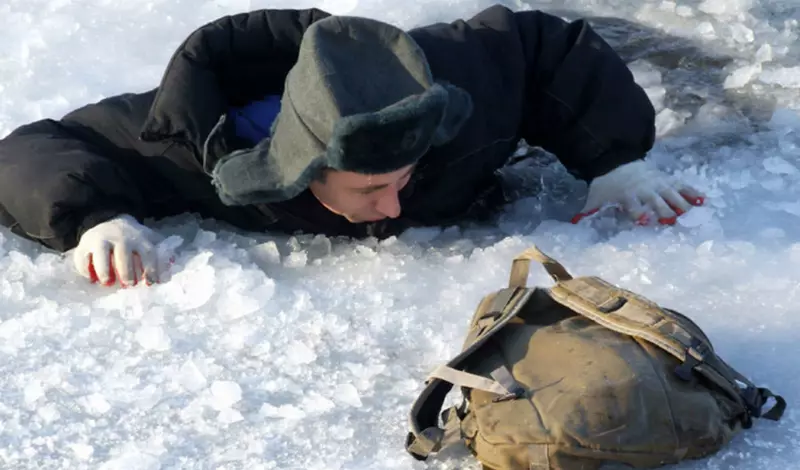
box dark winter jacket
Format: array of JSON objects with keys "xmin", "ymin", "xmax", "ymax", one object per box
[{"xmin": 0, "ymin": 5, "xmax": 655, "ymax": 252}]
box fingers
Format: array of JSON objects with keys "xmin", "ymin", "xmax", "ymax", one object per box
[
  {"xmin": 71, "ymin": 215, "xmax": 176, "ymax": 288},
  {"xmin": 678, "ymin": 186, "xmax": 705, "ymax": 206},
  {"xmin": 77, "ymin": 242, "xmax": 165, "ymax": 288},
  {"xmin": 571, "ymin": 208, "xmax": 599, "ymax": 224},
  {"xmin": 133, "ymin": 254, "xmax": 145, "ymax": 286},
  {"xmin": 571, "ymin": 169, "xmax": 707, "ymax": 226},
  {"xmin": 621, "ymin": 192, "xmax": 650, "ymax": 225},
  {"xmin": 113, "ymin": 245, "xmax": 138, "ymax": 287},
  {"xmin": 659, "ymin": 187, "xmax": 693, "ymax": 216},
  {"xmin": 87, "ymin": 241, "xmax": 115, "ymax": 286},
  {"xmin": 88, "ymin": 255, "xmax": 100, "ymax": 283},
  {"xmin": 635, "ymin": 186, "xmax": 708, "ymax": 226},
  {"xmin": 641, "ymin": 189, "xmax": 679, "ymax": 225}
]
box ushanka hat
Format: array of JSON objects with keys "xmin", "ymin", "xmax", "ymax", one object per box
[{"xmin": 210, "ymin": 14, "xmax": 474, "ymax": 205}]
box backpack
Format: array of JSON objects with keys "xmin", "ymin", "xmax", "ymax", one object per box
[{"xmin": 405, "ymin": 245, "xmax": 786, "ymax": 470}]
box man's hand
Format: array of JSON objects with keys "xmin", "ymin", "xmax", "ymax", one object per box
[
  {"xmin": 572, "ymin": 160, "xmax": 705, "ymax": 225},
  {"xmin": 73, "ymin": 214, "xmax": 171, "ymax": 287}
]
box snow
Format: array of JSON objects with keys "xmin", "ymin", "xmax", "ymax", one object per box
[{"xmin": 0, "ymin": 0, "xmax": 799, "ymax": 468}]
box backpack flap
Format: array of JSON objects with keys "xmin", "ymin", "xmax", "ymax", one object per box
[
  {"xmin": 511, "ymin": 243, "xmax": 785, "ymax": 427},
  {"xmin": 545, "ymin": 268, "xmax": 786, "ymax": 428}
]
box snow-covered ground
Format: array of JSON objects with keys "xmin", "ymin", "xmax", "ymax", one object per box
[{"xmin": 1, "ymin": 0, "xmax": 799, "ymax": 468}]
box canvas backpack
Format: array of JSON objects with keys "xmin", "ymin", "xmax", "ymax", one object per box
[{"xmin": 405, "ymin": 245, "xmax": 786, "ymax": 470}]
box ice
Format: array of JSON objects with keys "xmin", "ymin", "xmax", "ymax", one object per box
[
  {"xmin": 655, "ymin": 108, "xmax": 687, "ymax": 137},
  {"xmin": 69, "ymin": 443, "xmax": 94, "ymax": 460},
  {"xmin": 284, "ymin": 251, "xmax": 308, "ymax": 267},
  {"xmin": 98, "ymin": 444, "xmax": 162, "ymax": 470},
  {"xmin": 676, "ymin": 206, "xmax": 716, "ymax": 227},
  {"xmin": 724, "ymin": 64, "xmax": 762, "ymax": 89},
  {"xmin": 1, "ymin": 0, "xmax": 799, "ymax": 468},
  {"xmin": 768, "ymin": 201, "xmax": 800, "ymax": 217},
  {"xmin": 759, "ymin": 227, "xmax": 785, "ymax": 239},
  {"xmin": 260, "ymin": 402, "xmax": 306, "ymax": 420},
  {"xmin": 285, "ymin": 340, "xmax": 318, "ymax": 365},
  {"xmin": 36, "ymin": 404, "xmax": 60, "ymax": 423},
  {"xmin": 334, "ymin": 383, "xmax": 364, "ymax": 408},
  {"xmin": 217, "ymin": 408, "xmax": 245, "ymax": 424},
  {"xmin": 81, "ymin": 393, "xmax": 111, "ymax": 416},
  {"xmin": 759, "ymin": 66, "xmax": 800, "ymax": 89},
  {"xmin": 23, "ymin": 380, "xmax": 45, "ymax": 405},
  {"xmin": 675, "ymin": 5, "xmax": 693, "ymax": 17},
  {"xmin": 302, "ymin": 391, "xmax": 337, "ymax": 413},
  {"xmin": 156, "ymin": 234, "xmax": 184, "ymax": 260},
  {"xmin": 209, "ymin": 380, "xmax": 242, "ymax": 410},
  {"xmin": 176, "ymin": 358, "xmax": 208, "ymax": 392},
  {"xmin": 761, "ymin": 177, "xmax": 785, "ymax": 191},
  {"xmin": 249, "ymin": 240, "xmax": 283, "ymax": 272},
  {"xmin": 134, "ymin": 324, "xmax": 171, "ymax": 351},
  {"xmin": 769, "ymin": 109, "xmax": 800, "ymax": 128},
  {"xmin": 763, "ymin": 156, "xmax": 798, "ymax": 175},
  {"xmin": 755, "ymin": 44, "xmax": 773, "ymax": 63},
  {"xmin": 695, "ymin": 21, "xmax": 716, "ymax": 37},
  {"xmin": 159, "ymin": 252, "xmax": 217, "ymax": 309},
  {"xmin": 729, "ymin": 23, "xmax": 755, "ymax": 44},
  {"xmin": 698, "ymin": 0, "xmax": 752, "ymax": 16}
]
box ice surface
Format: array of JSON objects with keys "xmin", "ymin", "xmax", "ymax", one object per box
[
  {"xmin": 0, "ymin": 0, "xmax": 799, "ymax": 469},
  {"xmin": 760, "ymin": 66, "xmax": 800, "ymax": 89},
  {"xmin": 763, "ymin": 156, "xmax": 798, "ymax": 175},
  {"xmin": 724, "ymin": 64, "xmax": 762, "ymax": 89},
  {"xmin": 209, "ymin": 380, "xmax": 243, "ymax": 410}
]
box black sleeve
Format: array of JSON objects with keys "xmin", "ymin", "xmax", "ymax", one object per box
[
  {"xmin": 514, "ymin": 10, "xmax": 656, "ymax": 181},
  {"xmin": 0, "ymin": 119, "xmax": 147, "ymax": 252},
  {"xmin": 0, "ymin": 8, "xmax": 332, "ymax": 253}
]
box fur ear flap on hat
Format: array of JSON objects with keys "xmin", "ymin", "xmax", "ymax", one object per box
[
  {"xmin": 432, "ymin": 82, "xmax": 473, "ymax": 146},
  {"xmin": 210, "ymin": 15, "xmax": 474, "ymax": 206}
]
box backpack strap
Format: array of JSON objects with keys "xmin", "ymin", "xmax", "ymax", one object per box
[
  {"xmin": 509, "ymin": 245, "xmax": 573, "ymax": 287},
  {"xmin": 546, "ymin": 275, "xmax": 786, "ymax": 426},
  {"xmin": 405, "ymin": 285, "xmax": 534, "ymax": 460}
]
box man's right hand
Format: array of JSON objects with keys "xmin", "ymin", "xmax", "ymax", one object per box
[{"xmin": 72, "ymin": 214, "xmax": 170, "ymax": 287}]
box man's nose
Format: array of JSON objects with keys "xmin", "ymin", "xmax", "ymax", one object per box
[{"xmin": 375, "ymin": 190, "xmax": 402, "ymax": 218}]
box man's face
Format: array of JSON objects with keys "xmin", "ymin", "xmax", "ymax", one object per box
[{"xmin": 308, "ymin": 164, "xmax": 415, "ymax": 223}]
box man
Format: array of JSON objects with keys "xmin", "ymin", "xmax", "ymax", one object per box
[{"xmin": 0, "ymin": 5, "xmax": 704, "ymax": 288}]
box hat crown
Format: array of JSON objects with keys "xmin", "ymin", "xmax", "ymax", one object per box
[{"xmin": 286, "ymin": 15, "xmax": 435, "ymax": 145}]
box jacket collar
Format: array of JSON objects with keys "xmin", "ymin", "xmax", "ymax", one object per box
[{"xmin": 137, "ymin": 35, "xmax": 275, "ymax": 171}]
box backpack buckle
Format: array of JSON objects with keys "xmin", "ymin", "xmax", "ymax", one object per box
[
  {"xmin": 741, "ymin": 385, "xmax": 765, "ymax": 419},
  {"xmin": 674, "ymin": 338, "xmax": 709, "ymax": 382},
  {"xmin": 492, "ymin": 384, "xmax": 526, "ymax": 403}
]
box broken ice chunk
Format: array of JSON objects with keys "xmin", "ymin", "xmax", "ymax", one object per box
[
  {"xmin": 82, "ymin": 393, "xmax": 111, "ymax": 416},
  {"xmin": 69, "ymin": 443, "xmax": 94, "ymax": 460},
  {"xmin": 334, "ymin": 383, "xmax": 363, "ymax": 408},
  {"xmin": 177, "ymin": 359, "xmax": 208, "ymax": 392},
  {"xmin": 677, "ymin": 206, "xmax": 715, "ymax": 228},
  {"xmin": 763, "ymin": 156, "xmax": 798, "ymax": 175},
  {"xmin": 135, "ymin": 325, "xmax": 171, "ymax": 352},
  {"xmin": 209, "ymin": 380, "xmax": 242, "ymax": 410}
]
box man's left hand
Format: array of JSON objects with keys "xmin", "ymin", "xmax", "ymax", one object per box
[{"xmin": 571, "ymin": 160, "xmax": 705, "ymax": 225}]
